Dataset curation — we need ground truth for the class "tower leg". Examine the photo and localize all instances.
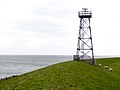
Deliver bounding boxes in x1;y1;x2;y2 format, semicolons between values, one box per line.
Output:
73;55;79;61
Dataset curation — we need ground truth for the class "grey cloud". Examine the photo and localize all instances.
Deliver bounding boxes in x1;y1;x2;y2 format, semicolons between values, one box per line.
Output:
14;19;67;37
10;0;74;38
29;0;74;19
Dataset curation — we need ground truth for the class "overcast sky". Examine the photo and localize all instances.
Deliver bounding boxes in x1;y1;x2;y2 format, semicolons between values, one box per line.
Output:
0;0;120;55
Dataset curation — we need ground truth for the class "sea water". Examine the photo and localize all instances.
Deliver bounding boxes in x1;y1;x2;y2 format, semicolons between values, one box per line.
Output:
0;55;72;78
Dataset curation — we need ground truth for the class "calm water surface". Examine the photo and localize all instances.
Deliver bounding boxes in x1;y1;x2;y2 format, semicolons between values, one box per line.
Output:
0;55;72;78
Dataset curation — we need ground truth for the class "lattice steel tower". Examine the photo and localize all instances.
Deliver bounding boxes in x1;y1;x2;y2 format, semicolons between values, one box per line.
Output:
74;8;96;64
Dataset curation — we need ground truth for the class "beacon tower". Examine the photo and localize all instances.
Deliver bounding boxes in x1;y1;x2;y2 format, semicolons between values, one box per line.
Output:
73;8;96;64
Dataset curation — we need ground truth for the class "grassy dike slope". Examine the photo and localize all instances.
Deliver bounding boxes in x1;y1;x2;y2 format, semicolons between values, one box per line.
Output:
0;58;120;90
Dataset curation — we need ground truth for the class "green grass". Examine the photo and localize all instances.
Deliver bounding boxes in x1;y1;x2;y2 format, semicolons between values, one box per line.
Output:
0;58;120;90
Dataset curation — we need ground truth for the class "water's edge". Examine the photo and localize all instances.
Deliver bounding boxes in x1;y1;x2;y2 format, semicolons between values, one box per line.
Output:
0;55;120;79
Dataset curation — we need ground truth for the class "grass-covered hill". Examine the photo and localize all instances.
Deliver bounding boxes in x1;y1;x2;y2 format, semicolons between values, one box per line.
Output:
0;58;120;90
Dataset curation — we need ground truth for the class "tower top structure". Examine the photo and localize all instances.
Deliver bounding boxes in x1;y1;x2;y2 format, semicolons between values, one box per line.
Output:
78;8;92;18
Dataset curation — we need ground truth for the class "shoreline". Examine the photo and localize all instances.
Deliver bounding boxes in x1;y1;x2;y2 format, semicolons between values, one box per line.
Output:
0;56;120;79
0;58;120;90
